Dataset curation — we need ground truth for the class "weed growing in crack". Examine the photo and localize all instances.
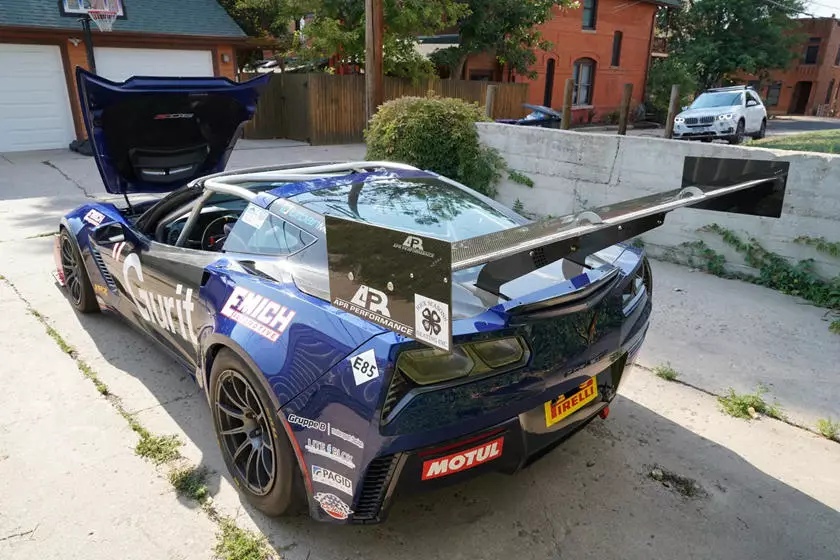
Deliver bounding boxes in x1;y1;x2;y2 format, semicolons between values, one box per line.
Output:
816;417;840;441
135;433;182;465
717;385;785;421
169;466;209;503
653;363;679;381
214;517;277;560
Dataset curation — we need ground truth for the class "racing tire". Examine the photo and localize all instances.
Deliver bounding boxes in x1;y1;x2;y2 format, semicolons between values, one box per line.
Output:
209;349;299;517
729;120;745;145
59;229;99;313
753;119;767;139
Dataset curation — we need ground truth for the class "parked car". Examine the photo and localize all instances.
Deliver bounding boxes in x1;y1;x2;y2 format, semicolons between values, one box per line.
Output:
673;86;767;144
496;104;563;128
56;69;788;524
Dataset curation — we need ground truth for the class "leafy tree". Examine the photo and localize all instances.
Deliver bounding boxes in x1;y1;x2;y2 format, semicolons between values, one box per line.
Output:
429;0;578;79
664;0;805;92
646;56;696;119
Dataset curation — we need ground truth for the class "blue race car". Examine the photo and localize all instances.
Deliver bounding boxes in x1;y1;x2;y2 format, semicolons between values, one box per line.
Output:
56;69;789;523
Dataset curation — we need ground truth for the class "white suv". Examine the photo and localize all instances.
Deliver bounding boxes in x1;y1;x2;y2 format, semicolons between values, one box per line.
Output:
673;86;767;144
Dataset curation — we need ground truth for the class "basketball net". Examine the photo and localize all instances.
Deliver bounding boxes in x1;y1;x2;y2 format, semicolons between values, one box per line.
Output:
88;0;118;32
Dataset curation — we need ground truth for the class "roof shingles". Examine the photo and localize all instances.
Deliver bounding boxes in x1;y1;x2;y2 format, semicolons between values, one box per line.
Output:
0;0;245;37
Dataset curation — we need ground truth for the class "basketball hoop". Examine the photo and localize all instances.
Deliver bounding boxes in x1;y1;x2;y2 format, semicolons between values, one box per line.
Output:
86;0;119;32
88;9;117;32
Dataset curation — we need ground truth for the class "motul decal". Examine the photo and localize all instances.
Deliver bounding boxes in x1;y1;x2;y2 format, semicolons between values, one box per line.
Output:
421;436;504;480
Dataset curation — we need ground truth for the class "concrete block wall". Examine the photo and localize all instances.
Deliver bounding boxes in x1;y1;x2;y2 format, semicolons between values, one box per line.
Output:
477;122;840;279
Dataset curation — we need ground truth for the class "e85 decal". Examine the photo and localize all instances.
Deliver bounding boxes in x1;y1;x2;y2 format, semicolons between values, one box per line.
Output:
349;349;379;386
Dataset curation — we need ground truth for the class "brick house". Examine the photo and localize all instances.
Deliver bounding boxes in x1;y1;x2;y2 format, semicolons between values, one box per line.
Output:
741;17;840;116
461;0;679;123
0;0;247;152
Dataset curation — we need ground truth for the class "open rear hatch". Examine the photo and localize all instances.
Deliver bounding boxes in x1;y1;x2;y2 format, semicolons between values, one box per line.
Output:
76;68;270;194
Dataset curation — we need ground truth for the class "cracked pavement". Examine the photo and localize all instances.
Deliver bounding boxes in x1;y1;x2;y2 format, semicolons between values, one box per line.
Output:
0;141;838;560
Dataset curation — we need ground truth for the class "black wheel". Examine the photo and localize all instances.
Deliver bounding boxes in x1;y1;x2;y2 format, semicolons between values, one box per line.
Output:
700;138;713;143
59;229;98;313
729;120;745;144
754;119;767;139
210;350;298;516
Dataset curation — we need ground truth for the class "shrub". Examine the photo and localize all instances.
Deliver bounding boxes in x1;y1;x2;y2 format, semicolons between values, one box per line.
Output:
602;110;620;125
364;94;505;197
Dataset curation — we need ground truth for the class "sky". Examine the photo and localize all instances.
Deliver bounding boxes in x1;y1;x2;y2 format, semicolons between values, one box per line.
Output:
805;0;840;17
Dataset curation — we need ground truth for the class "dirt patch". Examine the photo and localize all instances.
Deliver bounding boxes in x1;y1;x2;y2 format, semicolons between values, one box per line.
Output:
648;464;708;498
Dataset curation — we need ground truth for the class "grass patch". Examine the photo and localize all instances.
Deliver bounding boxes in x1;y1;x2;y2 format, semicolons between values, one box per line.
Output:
816;417;840;441
717;385;785;420
653;363;679;381
749;129;840;154
214;517;276;560
135;433;182;465
630;237;645;249
25;231;58;239
169;466;209;503
830;319;840;335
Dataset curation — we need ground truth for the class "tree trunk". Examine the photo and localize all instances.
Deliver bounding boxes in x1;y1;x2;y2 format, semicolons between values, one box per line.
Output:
454;53;468;80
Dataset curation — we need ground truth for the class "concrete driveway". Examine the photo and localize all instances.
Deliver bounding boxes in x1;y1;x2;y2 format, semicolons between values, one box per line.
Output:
0;142;838;560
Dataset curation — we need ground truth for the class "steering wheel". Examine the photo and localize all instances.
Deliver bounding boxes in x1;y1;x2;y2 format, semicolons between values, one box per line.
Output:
201;215;238;251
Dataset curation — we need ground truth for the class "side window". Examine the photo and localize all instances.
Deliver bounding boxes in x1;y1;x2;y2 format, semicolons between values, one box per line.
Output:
748;91;761;105
223;204;315;256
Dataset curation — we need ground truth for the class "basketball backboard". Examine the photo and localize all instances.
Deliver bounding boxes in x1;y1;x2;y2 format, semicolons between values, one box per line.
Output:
59;0;126;18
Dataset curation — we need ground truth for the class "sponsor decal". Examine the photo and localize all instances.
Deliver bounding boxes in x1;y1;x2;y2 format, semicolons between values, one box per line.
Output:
122;253;198;345
83;209;106;227
393;235;435;258
350;285;390;317
220;286;296;342
333;285;414;337
348;348;379;386
154;113;194;120
312;465;353;496
239;204;268;229
544;377;599;427
111;241;127;262
314;492;353;520
305;438;355;469
286;415;365;450
93;283;108;297
421;436;504;481
414;294;450;351
274;199;326;233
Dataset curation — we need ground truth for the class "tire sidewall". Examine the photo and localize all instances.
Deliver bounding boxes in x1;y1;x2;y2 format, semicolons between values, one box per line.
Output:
209;349;297;517
60;229;98;313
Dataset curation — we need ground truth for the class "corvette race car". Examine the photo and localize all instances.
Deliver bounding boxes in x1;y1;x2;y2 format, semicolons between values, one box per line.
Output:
56;68;789;523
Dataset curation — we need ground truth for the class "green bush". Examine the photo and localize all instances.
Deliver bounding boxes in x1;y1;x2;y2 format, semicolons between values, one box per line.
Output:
364;94;505;197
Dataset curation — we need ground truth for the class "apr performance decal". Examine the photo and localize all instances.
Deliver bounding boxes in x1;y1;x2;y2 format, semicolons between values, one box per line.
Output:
312;465;353;496
220;286;296;342
287;415;365;450
394;235;435;258
314;492;353;520
123;253;197;345
305;438;355;469
83;209;105;227
332;285;412;337
421;437;504;481
348;349;379;386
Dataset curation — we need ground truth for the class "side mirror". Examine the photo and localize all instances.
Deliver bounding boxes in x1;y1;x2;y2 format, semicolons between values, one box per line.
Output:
91;222;125;245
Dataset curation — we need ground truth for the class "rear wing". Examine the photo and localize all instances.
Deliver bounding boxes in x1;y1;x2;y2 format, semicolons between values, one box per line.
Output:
325;156;789;352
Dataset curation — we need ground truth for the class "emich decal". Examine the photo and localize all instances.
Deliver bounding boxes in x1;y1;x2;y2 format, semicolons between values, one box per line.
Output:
312;465;353;496
122;253;197;344
220;286;296;342
421;436;504;480
314;492;353;520
305;438;355;469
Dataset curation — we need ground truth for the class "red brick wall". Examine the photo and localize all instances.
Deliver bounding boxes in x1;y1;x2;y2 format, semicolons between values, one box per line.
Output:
465;0;657;122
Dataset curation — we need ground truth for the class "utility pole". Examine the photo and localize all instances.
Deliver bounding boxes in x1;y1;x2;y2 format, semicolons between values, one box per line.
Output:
365;0;384;122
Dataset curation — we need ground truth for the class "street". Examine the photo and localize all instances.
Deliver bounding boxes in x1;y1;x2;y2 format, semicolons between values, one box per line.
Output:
1;142;838;560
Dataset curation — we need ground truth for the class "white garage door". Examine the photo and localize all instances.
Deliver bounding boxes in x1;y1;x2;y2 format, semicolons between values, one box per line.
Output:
94;48;214;82
0;44;76;152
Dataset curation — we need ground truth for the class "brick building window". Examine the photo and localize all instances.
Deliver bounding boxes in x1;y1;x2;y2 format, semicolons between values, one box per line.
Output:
611;31;623;66
766;82;781;106
803;37;820;64
582;0;597;29
573;58;595;105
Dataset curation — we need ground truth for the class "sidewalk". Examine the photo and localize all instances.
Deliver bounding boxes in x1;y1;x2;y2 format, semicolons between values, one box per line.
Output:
0;281;218;560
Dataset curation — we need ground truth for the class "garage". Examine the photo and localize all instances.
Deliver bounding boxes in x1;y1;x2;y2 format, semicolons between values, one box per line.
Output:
0;44;76;152
94;47;215;82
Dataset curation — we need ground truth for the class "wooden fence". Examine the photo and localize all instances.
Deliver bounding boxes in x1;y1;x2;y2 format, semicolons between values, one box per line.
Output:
241;73;529;145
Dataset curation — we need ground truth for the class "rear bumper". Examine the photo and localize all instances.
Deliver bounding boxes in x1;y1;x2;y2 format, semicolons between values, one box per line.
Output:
352;349;637;524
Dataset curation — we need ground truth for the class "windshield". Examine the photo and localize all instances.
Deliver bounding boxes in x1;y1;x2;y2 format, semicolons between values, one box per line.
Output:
291;176;522;241
690;92;743;109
